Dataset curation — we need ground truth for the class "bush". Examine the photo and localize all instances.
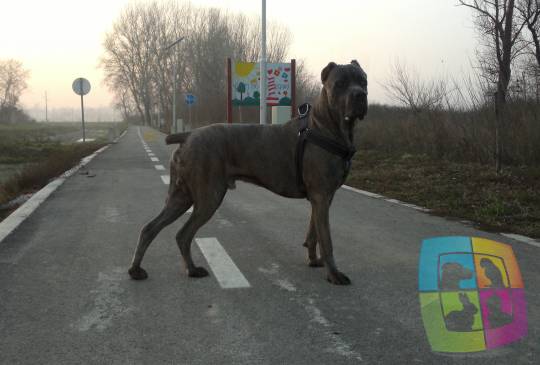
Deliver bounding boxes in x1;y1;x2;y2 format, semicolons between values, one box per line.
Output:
356;102;540;166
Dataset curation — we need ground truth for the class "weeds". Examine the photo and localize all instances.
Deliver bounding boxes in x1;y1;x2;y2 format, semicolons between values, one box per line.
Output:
347;150;540;238
0;142;105;207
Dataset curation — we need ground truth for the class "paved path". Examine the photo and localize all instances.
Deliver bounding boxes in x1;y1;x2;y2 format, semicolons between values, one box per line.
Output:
1;126;538;364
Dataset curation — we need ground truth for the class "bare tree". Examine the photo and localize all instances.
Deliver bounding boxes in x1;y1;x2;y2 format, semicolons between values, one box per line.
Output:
382;60;449;112
295;59;320;104
459;0;527;171
517;0;540;68
0;59;29;112
101;1;298;129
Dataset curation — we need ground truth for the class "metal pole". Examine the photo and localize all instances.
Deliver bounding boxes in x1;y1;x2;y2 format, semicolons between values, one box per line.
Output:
80;79;86;142
260;0;267;125
45;91;48;122
227;58;233;123
164;37;184;134
172;61;177;134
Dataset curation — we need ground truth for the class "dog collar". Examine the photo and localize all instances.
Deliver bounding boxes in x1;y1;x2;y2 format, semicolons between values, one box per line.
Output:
295;103;356;192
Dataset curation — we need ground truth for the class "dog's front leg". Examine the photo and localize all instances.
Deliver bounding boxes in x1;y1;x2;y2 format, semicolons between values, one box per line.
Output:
303;212;324;267
311;195;351;285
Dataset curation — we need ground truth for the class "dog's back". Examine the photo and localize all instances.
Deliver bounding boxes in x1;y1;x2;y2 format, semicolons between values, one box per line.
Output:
168;122;304;198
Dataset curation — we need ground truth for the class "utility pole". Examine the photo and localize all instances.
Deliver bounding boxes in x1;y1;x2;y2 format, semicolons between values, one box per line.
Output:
260;0;267;125
45;91;48;122
165;37;185;134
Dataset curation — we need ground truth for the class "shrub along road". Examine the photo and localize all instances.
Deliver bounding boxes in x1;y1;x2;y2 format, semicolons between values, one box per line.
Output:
0;126;539;364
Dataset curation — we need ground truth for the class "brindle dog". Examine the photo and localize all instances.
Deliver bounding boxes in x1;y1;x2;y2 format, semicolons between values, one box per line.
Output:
128;60;368;285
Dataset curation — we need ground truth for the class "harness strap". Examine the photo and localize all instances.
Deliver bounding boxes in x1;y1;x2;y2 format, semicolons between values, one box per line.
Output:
295;103;356;192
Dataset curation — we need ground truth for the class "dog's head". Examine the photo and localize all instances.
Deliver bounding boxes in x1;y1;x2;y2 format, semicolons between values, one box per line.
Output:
320;60;368;123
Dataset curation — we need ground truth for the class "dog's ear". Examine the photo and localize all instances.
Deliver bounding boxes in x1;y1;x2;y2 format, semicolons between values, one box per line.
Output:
321;62;337;83
351;59;361;68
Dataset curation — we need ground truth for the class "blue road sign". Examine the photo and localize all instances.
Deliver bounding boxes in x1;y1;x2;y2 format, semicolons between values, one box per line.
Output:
185;94;196;105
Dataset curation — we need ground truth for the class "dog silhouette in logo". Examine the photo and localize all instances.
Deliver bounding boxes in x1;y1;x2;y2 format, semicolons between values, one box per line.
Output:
440;262;473;290
486;294;513;329
480;258;506;288
445;292;478;331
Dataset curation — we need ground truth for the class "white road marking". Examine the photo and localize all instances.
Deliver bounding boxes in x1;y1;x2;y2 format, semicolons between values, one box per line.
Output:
148;153;155;157
150;157;159;162
154;165;165;171
342;184;540;248
342;185;383;199
159;175;189;217
501;233;540;248
195;237;250;289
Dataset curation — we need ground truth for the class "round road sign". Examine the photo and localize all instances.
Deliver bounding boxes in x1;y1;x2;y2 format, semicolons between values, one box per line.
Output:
185;93;196;105
72;78;91;96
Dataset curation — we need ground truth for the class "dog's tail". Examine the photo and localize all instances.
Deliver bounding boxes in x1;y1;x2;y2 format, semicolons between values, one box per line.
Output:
165;132;191;145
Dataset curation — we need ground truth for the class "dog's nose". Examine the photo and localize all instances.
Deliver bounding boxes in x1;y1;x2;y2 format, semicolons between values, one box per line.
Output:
351;88;367;100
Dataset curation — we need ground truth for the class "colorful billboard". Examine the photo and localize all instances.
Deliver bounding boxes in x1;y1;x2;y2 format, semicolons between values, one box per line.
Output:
231;61;292;107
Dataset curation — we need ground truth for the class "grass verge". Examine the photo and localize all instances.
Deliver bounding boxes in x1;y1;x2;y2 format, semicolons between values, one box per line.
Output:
347;150;540;239
0;142;106;220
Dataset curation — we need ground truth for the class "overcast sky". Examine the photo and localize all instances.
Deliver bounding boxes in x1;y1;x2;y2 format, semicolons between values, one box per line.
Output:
1;0;478;120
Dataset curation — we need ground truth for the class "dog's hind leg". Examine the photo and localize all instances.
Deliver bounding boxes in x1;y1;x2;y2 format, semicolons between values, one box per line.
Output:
303;213;324;267
128;191;192;280
176;185;227;278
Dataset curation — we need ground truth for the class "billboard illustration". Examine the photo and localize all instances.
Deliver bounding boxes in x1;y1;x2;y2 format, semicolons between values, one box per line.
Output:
418;236;527;353
231;61;292;107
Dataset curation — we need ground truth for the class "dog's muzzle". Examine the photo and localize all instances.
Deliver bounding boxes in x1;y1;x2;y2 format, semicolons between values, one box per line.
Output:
344;86;368;121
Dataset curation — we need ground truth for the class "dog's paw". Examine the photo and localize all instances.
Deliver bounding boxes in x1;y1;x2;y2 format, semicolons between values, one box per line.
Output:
128;266;148;280
327;271;351;285
188;266;209;278
308;258;324;268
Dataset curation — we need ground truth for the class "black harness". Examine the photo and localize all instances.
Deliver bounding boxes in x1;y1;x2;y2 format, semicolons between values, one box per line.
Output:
295;103;356;192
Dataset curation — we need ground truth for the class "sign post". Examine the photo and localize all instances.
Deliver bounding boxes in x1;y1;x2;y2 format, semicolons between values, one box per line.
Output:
72;77;91;142
185;93;196;131
260;0;267;125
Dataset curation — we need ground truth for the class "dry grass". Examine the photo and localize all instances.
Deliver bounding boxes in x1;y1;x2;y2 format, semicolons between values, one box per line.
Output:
0;121;126;219
348;101;540;238
347;150;540;238
357;103;540;166
0;142;105;208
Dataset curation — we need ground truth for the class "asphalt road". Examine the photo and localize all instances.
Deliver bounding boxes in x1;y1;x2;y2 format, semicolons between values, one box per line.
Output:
0;126;539;364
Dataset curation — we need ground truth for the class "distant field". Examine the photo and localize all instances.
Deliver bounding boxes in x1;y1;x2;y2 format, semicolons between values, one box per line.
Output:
0;121;127;215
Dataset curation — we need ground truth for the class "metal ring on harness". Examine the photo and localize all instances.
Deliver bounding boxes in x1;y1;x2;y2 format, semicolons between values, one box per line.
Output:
298;103;311;119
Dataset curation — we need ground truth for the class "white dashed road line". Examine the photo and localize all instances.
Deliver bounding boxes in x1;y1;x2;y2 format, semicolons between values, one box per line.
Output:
196;237;251;289
150;157;159;162
160;175;169;185
154;165;165;171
